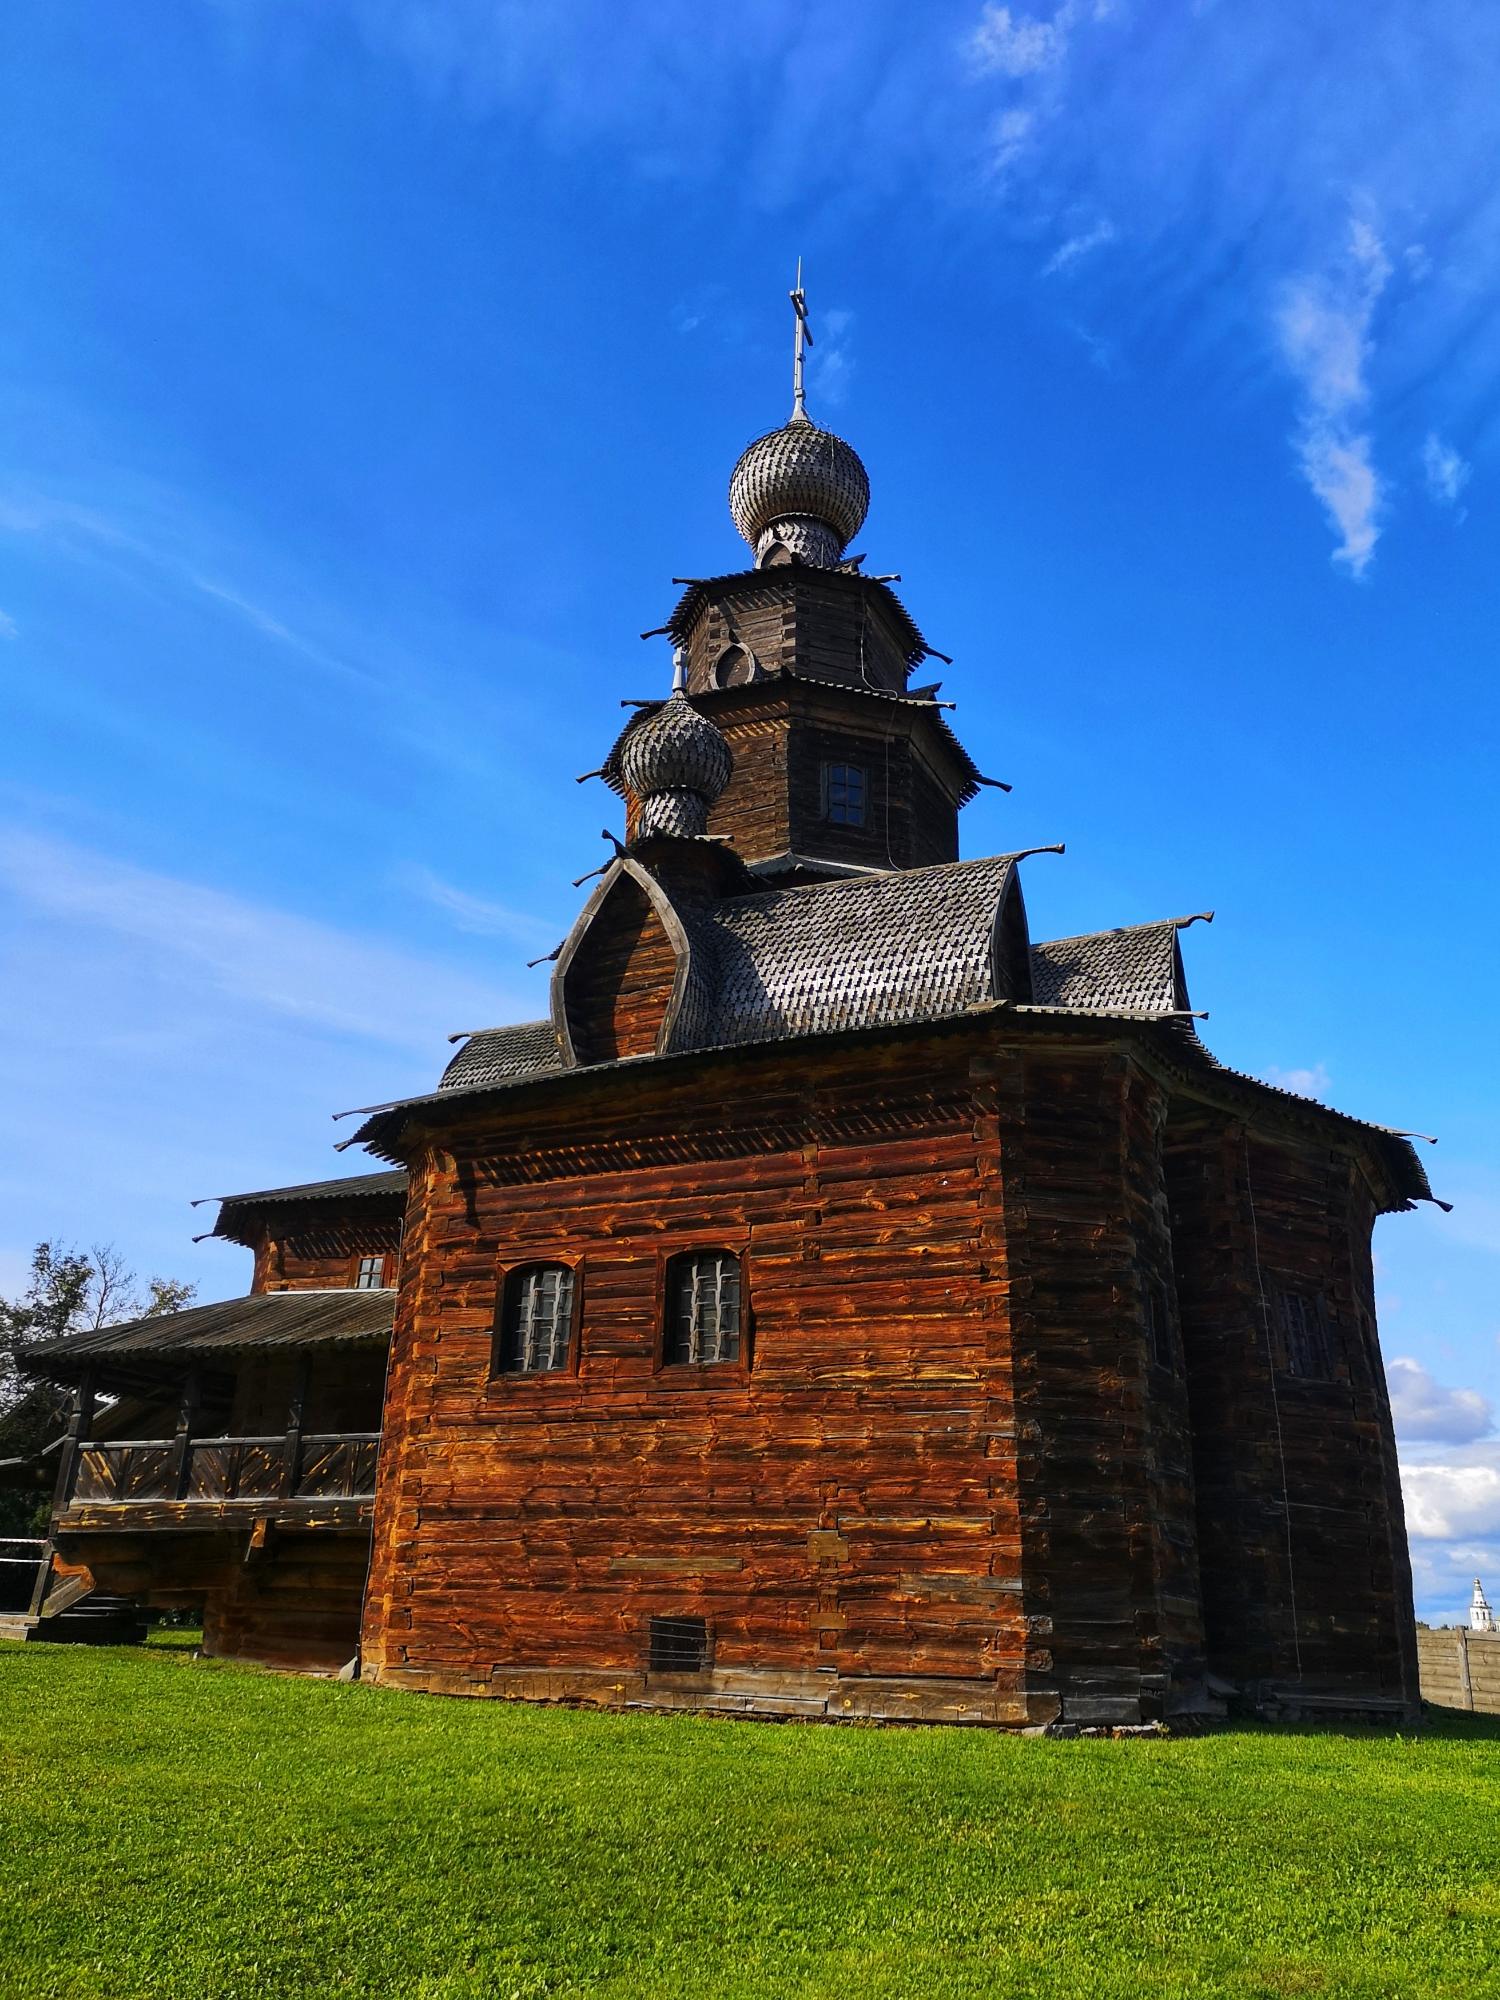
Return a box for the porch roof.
[22,1288,396,1380]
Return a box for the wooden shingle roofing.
[659,568,929,667]
[201,1168,409,1247]
[342,860,1436,1214]
[1030,914,1212,1015]
[23,1287,396,1378]
[703,851,1028,1047]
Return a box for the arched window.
[664,1251,742,1367]
[496,1263,577,1374]
[713,644,756,689]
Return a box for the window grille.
[648,1615,709,1673]
[497,1264,576,1374]
[664,1251,741,1366]
[1277,1289,1334,1380]
[353,1256,386,1290]
[822,762,866,827]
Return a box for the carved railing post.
[280,1357,310,1499]
[52,1368,96,1516]
[29,1368,96,1615]
[170,1367,202,1500]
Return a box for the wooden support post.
[280,1357,310,1500]
[1457,1626,1473,1711]
[171,1366,203,1501]
[51,1369,95,1517]
[30,1369,96,1614]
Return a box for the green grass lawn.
[2,1642,1498,1999]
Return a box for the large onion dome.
[621,689,733,839]
[728,412,870,568]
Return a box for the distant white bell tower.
[1470,1578,1494,1633]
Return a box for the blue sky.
[1,1,1496,1622]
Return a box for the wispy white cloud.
[0,609,16,640]
[1389,1357,1494,1444]
[968,3,1073,78]
[396,862,556,949]
[1276,214,1392,577]
[810,307,855,409]
[1261,1061,1331,1099]
[987,105,1039,179]
[1042,218,1116,276]
[0,484,372,685]
[0,828,525,1057]
[1422,431,1471,510]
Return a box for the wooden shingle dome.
[728,412,870,567]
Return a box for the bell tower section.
[608,286,997,882]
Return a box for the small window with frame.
[496,1263,578,1375]
[1276,1288,1335,1380]
[822,761,866,827]
[353,1255,387,1290]
[1144,1277,1175,1370]
[663,1251,742,1367]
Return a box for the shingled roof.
[441,1018,564,1091]
[658,568,930,667]
[340,857,1436,1216]
[1030,915,1211,1015]
[445,851,1038,1093]
[23,1287,396,1381]
[702,851,1027,1047]
[202,1169,409,1248]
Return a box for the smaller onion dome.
[728,413,870,568]
[621,685,732,840]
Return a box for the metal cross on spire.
[790,258,813,422]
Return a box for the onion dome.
[728,413,870,568]
[621,689,733,839]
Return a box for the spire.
[727,269,870,569]
[1471,1578,1495,1634]
[790,258,812,423]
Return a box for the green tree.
[0,1243,196,1536]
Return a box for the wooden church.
[24,292,1437,1726]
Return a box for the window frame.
[656,1246,751,1379]
[351,1254,389,1291]
[491,1258,585,1381]
[820,759,867,829]
[1275,1287,1338,1382]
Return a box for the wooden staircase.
[0,1543,148,1646]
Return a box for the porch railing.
[68,1432,380,1507]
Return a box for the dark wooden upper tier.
[616,568,985,878]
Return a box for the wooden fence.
[1416,1628,1500,1714]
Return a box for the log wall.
[660,686,962,875]
[252,1225,398,1293]
[54,1524,371,1673]
[361,1027,1206,1724]
[1164,1105,1417,1708]
[683,573,911,698]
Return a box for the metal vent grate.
[648,1615,709,1674]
